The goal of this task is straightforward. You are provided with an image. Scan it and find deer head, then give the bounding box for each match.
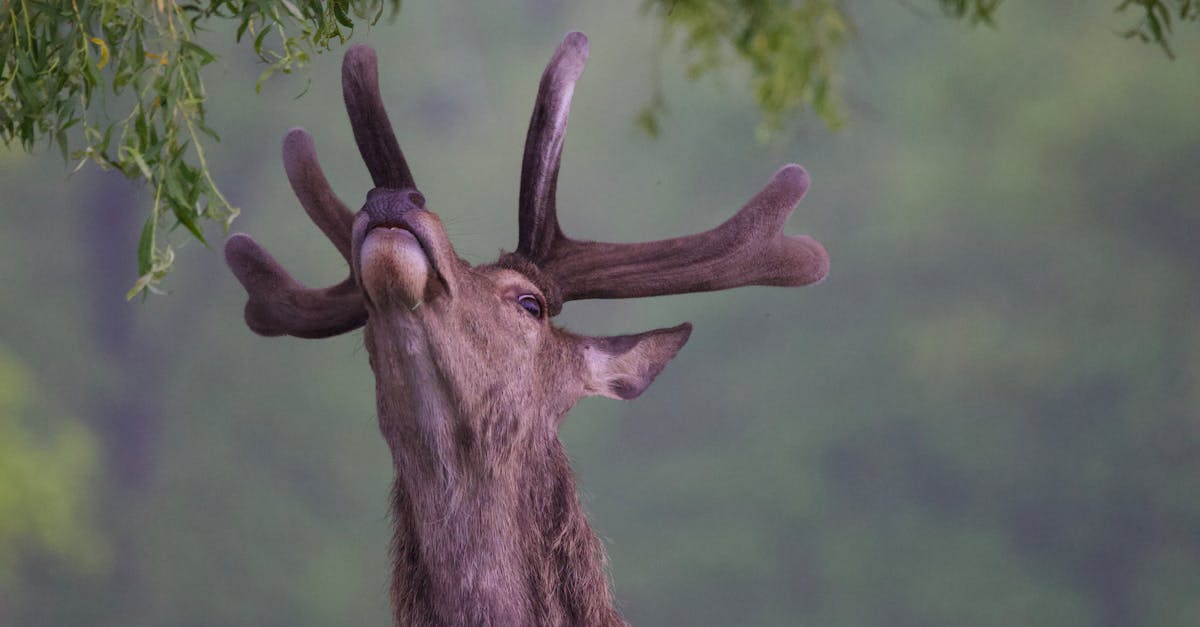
[225,31,827,626]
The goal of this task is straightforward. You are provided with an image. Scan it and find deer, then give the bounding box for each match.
[224,31,828,626]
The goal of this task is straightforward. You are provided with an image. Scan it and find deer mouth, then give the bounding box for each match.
[355,213,450,309]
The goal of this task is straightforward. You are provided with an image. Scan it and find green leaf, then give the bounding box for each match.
[124,148,154,181]
[256,65,277,93]
[236,17,252,43]
[195,119,221,142]
[136,215,155,276]
[333,1,355,29]
[253,23,273,57]
[126,272,153,301]
[280,0,306,22]
[170,200,207,245]
[178,40,216,66]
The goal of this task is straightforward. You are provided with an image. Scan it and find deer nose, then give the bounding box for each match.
[364,188,427,227]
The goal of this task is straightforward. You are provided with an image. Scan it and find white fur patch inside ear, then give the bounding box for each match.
[582,323,691,400]
[583,346,628,399]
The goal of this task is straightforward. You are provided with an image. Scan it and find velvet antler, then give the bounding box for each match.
[342,45,416,190]
[227,45,418,338]
[512,32,829,314]
[517,31,588,261]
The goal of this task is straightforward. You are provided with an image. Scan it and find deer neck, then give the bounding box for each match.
[364,314,625,627]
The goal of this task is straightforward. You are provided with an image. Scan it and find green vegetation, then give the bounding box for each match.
[1117,0,1200,56]
[642,0,1196,135]
[0,348,104,585]
[641,0,850,135]
[1,0,398,297]
[2,1,1195,293]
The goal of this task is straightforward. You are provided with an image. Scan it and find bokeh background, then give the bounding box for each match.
[3,1,1199,625]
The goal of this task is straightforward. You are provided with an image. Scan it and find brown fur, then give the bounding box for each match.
[362,264,666,625]
[224,32,827,626]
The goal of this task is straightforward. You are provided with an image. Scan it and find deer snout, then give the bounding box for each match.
[351,188,457,310]
[363,188,427,230]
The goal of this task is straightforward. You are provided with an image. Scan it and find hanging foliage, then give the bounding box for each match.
[1,1,1194,295]
[642,0,1195,137]
[0,0,399,297]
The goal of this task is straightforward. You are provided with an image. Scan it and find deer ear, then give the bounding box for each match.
[582,323,692,400]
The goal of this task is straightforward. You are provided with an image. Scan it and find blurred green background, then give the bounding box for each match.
[2,1,1199,625]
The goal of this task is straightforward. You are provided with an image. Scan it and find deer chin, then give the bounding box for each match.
[360,227,430,309]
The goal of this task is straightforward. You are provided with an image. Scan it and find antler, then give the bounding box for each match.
[512,32,829,315]
[227,44,417,337]
[342,45,416,190]
[225,128,365,338]
[517,31,588,260]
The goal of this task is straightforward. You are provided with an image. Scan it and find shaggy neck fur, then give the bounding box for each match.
[365,314,625,627]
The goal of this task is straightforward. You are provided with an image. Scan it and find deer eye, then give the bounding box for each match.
[516,294,543,318]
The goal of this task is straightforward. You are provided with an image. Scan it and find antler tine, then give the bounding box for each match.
[225,234,367,338]
[542,164,830,303]
[509,34,826,311]
[282,128,355,262]
[342,44,416,189]
[223,124,366,339]
[517,31,589,260]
